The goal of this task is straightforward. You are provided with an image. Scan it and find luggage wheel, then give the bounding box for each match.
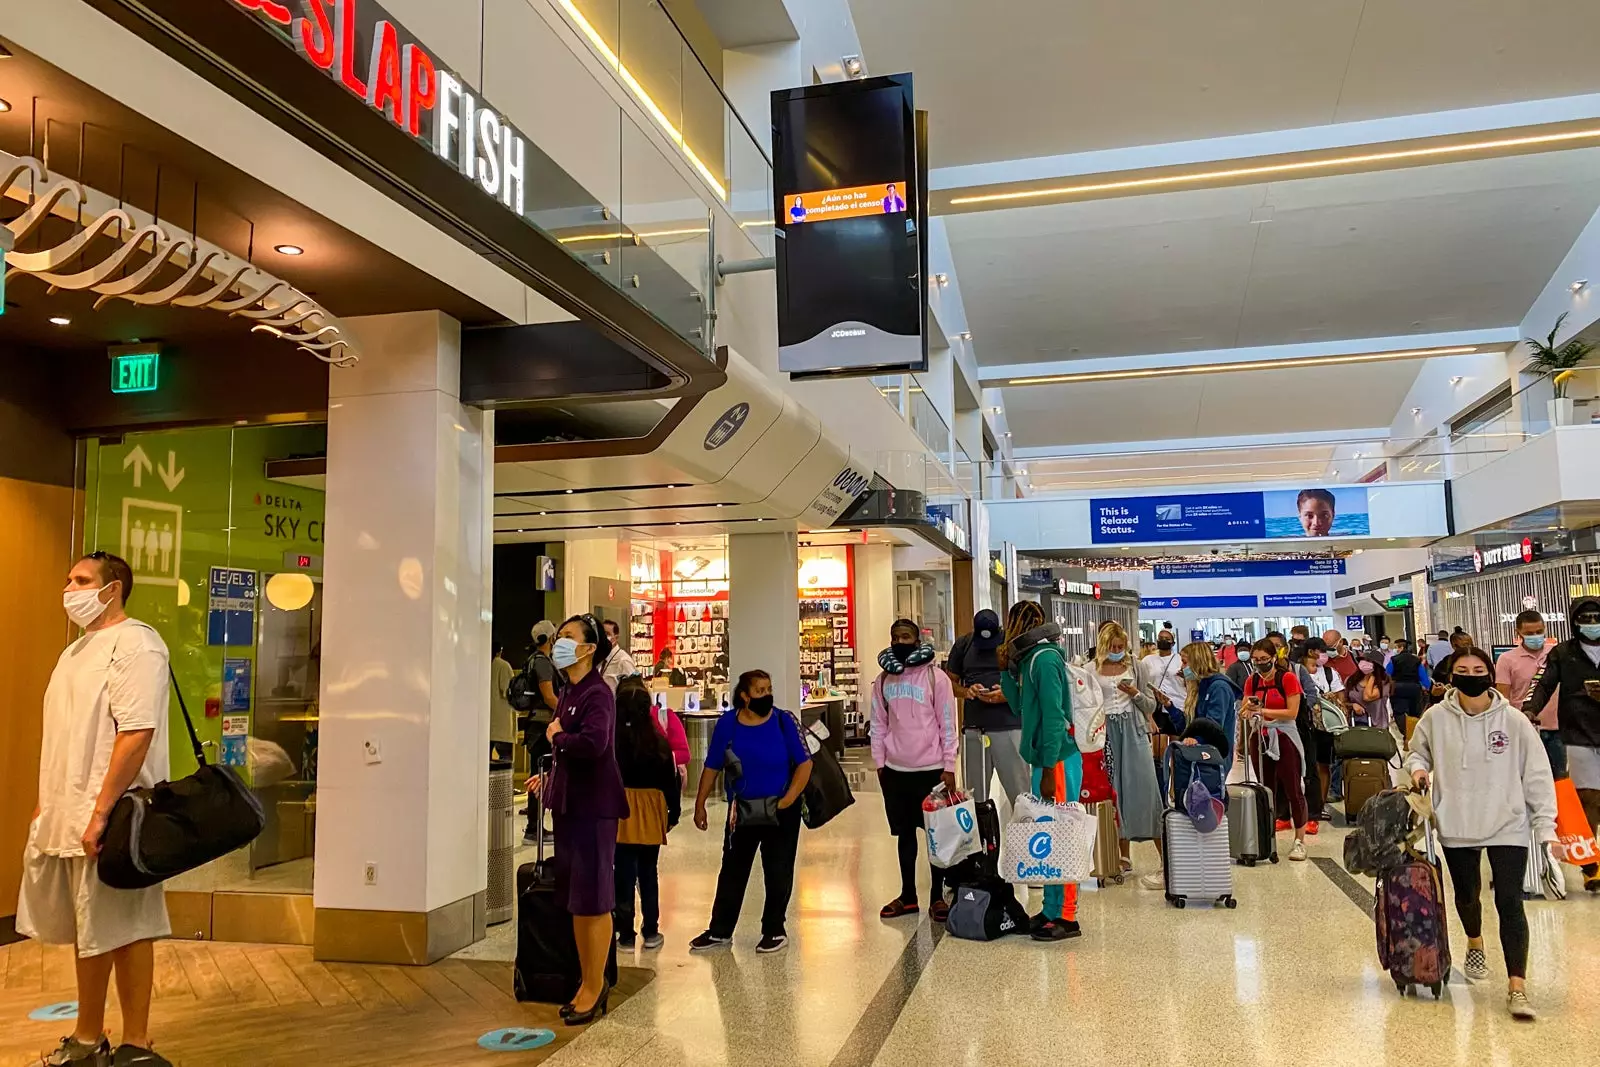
[1269,853,1280,864]
[1171,896,1186,909]
[1430,983,1444,999]
[1240,858,1256,868]
[1113,873,1124,885]
[1221,896,1237,909]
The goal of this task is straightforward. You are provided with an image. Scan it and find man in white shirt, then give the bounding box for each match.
[600,618,638,691]
[1143,628,1187,711]
[18,552,173,1067]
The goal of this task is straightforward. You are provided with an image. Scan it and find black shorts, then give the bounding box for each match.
[880,767,945,837]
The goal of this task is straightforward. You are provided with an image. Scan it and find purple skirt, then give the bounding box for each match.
[553,813,618,917]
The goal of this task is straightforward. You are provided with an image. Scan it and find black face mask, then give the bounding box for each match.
[1252,661,1275,676]
[891,642,917,663]
[1156,640,1174,653]
[1452,674,1494,698]
[747,694,774,715]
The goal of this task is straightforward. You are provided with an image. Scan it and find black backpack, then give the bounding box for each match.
[946,879,1030,941]
[510,652,558,713]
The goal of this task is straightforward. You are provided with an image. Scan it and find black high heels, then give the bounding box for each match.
[563,981,611,1026]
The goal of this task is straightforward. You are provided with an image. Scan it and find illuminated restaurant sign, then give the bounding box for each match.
[227,0,527,216]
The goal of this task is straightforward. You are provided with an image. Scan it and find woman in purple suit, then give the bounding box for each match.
[531,613,627,1024]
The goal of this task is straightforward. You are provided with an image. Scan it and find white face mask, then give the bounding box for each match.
[63,585,111,627]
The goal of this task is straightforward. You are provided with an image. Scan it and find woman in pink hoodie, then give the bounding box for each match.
[620,678,691,788]
[871,619,959,921]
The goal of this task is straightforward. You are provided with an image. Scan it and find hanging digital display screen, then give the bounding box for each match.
[771,74,927,380]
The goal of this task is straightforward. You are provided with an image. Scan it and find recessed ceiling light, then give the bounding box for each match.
[0,99,11,114]
[1570,279,1589,293]
[841,55,865,79]
[1450,376,1464,385]
[273,243,305,256]
[49,316,70,326]
[1004,431,1013,438]
[565,489,574,494]
[1411,407,1422,416]
[959,331,972,341]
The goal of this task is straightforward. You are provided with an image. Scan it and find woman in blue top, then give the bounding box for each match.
[529,614,627,1025]
[690,669,812,953]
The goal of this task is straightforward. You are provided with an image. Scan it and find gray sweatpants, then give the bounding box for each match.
[961,727,1031,806]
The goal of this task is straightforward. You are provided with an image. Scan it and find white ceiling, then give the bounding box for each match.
[1019,444,1341,491]
[951,148,1600,365]
[849,0,1600,168]
[1001,358,1425,449]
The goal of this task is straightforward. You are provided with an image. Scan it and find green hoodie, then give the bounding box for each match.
[1000,639,1074,769]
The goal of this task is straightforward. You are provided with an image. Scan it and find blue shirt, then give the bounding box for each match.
[705,710,810,800]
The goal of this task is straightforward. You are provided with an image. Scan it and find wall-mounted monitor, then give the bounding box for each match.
[771,74,927,380]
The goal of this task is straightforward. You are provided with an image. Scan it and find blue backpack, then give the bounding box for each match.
[1168,743,1226,806]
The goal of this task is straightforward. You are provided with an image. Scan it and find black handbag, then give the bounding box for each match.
[97,667,267,889]
[799,734,854,829]
[723,742,781,829]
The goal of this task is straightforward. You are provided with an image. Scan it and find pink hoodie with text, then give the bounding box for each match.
[870,662,958,772]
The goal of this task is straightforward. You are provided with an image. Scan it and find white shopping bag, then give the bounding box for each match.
[924,798,981,869]
[1000,796,1096,886]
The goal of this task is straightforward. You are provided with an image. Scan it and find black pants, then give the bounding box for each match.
[613,844,661,940]
[1391,684,1424,737]
[896,833,946,906]
[1442,845,1529,978]
[709,804,802,938]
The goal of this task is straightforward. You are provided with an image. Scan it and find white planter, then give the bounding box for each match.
[1549,397,1576,426]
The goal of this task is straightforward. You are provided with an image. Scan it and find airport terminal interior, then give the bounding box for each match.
[4,1,1600,1064]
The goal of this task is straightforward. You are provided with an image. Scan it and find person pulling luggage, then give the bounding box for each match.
[1406,645,1557,1021]
[1241,640,1310,862]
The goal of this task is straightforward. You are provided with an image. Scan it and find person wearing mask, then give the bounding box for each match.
[1301,640,1342,821]
[1524,596,1600,894]
[491,643,516,761]
[1388,638,1432,743]
[522,621,562,844]
[1219,639,1240,668]
[1226,639,1254,691]
[1377,636,1395,669]
[526,615,627,1025]
[1343,652,1393,730]
[1323,630,1359,683]
[599,619,638,691]
[1431,630,1477,700]
[1181,642,1239,753]
[691,670,813,952]
[611,678,681,951]
[873,620,959,921]
[1265,631,1288,666]
[1497,610,1563,779]
[1144,629,1187,721]
[1280,641,1326,835]
[996,601,1082,940]
[1406,646,1557,1021]
[654,647,688,687]
[17,553,173,1067]
[945,609,1030,806]
[1090,621,1165,885]
[1427,630,1455,669]
[1242,639,1309,862]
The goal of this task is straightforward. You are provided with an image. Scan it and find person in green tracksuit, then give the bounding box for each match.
[998,600,1083,942]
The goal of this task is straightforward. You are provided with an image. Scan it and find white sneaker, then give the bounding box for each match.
[1508,989,1537,1021]
[1288,841,1307,862]
[1464,948,1489,980]
[1139,872,1165,891]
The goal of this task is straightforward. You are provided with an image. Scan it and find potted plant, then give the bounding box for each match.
[1525,312,1597,426]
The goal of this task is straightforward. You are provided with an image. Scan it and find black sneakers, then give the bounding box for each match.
[689,930,730,951]
[756,934,788,953]
[40,1037,110,1067]
[111,1047,172,1067]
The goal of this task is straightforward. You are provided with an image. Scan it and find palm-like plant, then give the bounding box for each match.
[1525,312,1597,399]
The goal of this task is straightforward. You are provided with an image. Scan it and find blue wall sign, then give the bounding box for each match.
[1153,559,1346,580]
[1345,615,1367,630]
[222,657,253,712]
[477,1028,556,1051]
[1263,593,1329,608]
[1093,488,1370,544]
[207,567,257,646]
[1140,595,1260,610]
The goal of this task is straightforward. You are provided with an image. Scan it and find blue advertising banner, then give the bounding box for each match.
[1092,487,1370,544]
[1263,593,1329,608]
[1140,595,1259,610]
[1153,559,1347,580]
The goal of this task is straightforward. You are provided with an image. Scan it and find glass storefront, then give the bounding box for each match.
[82,423,327,895]
[1436,555,1600,648]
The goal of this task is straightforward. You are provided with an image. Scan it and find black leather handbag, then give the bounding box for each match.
[97,668,267,889]
[723,744,781,829]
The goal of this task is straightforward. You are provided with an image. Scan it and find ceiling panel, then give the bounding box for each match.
[849,0,1600,168]
[1021,444,1338,491]
[950,149,1600,365]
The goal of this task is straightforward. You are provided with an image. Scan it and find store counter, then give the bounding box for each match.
[801,696,847,757]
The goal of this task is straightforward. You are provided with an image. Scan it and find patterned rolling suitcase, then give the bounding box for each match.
[1374,816,1451,998]
[1090,800,1123,886]
[1162,808,1236,909]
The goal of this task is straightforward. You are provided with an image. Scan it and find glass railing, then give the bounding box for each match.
[555,0,774,258]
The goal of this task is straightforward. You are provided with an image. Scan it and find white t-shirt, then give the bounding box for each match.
[601,645,637,692]
[1144,652,1185,709]
[34,619,170,856]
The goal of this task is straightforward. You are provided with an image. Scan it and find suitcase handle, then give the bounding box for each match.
[534,753,554,865]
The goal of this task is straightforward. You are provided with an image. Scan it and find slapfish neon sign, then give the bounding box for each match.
[227,0,527,215]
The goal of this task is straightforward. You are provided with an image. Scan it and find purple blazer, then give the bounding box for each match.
[545,668,628,819]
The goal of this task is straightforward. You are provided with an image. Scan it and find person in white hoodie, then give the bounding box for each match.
[1405,645,1558,1022]
[871,618,958,922]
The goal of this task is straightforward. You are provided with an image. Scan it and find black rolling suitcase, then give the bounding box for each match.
[513,759,618,1004]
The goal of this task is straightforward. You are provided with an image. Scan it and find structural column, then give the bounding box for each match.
[728,531,800,708]
[313,311,494,963]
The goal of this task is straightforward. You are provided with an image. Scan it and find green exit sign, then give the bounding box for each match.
[111,349,160,394]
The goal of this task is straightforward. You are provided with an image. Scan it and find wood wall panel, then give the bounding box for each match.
[0,476,76,918]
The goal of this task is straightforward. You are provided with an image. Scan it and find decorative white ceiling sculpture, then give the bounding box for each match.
[0,154,358,365]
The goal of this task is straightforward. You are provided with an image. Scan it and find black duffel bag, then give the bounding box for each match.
[98,667,266,889]
[795,719,855,830]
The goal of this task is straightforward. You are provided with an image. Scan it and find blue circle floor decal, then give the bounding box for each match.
[28,1001,79,1022]
[477,1027,556,1052]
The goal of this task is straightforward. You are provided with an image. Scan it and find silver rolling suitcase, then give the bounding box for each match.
[1163,808,1236,909]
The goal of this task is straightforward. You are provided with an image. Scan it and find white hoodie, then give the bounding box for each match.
[1404,688,1557,849]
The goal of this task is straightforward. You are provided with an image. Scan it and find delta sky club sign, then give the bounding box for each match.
[228,0,530,217]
